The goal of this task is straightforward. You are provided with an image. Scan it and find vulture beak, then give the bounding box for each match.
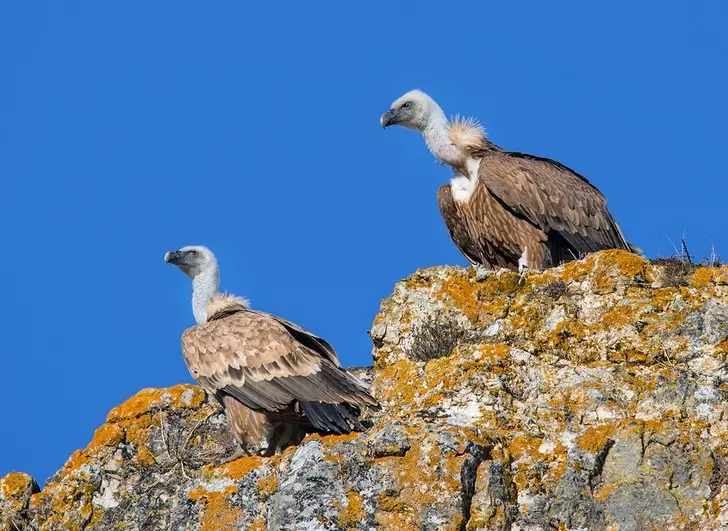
[164,250,182,264]
[380,109,397,128]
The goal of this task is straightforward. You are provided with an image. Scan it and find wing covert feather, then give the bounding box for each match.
[478,152,629,254]
[181,310,377,414]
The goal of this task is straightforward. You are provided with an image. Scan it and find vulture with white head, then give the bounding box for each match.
[381,90,633,271]
[165,245,378,457]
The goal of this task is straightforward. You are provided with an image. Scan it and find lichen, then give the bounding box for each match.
[188,485,243,531]
[107,384,206,422]
[337,491,365,529]
[256,474,277,498]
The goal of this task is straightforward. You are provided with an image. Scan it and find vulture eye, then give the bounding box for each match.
[402,102,411,109]
[189,250,197,256]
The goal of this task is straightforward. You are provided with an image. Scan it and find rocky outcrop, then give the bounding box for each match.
[2,250,728,530]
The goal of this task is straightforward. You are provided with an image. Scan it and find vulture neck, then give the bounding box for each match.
[421,105,464,169]
[192,265,219,324]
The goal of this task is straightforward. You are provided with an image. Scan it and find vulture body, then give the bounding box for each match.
[165,246,377,456]
[381,90,632,270]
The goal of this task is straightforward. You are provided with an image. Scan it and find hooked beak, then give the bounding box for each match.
[380,109,397,128]
[164,250,182,264]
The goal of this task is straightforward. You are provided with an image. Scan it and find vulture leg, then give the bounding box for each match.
[217,446,251,465]
[517,246,542,284]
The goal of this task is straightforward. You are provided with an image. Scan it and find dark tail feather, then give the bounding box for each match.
[300,402,363,434]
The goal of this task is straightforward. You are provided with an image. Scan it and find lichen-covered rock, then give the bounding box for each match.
[1,472,38,530]
[372,250,728,530]
[3,251,728,530]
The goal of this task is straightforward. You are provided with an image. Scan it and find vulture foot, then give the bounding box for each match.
[217,447,251,465]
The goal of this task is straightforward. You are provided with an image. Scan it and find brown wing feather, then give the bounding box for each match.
[181,310,378,415]
[437,184,486,267]
[478,152,630,254]
[263,313,341,368]
[439,180,549,270]
[223,396,268,448]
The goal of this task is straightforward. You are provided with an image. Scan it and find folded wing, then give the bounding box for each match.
[181,308,377,433]
[479,152,630,255]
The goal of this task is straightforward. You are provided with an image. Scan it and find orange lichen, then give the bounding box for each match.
[691,267,717,288]
[248,519,266,531]
[303,431,361,448]
[56,449,91,479]
[377,489,405,512]
[557,250,651,293]
[107,384,205,422]
[372,430,476,529]
[203,456,262,481]
[26,481,97,530]
[508,435,542,462]
[375,511,419,531]
[256,474,278,498]
[577,425,617,454]
[0,472,34,500]
[123,414,156,466]
[338,491,366,529]
[0,472,36,518]
[188,485,242,531]
[88,423,124,450]
[375,344,514,420]
[600,305,635,327]
[715,339,728,355]
[436,270,520,325]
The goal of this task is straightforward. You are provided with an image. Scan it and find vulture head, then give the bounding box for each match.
[164,245,218,279]
[380,89,439,131]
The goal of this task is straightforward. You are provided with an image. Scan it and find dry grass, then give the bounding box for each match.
[650,257,700,287]
[540,280,570,299]
[710,452,728,499]
[526,280,571,302]
[409,313,470,362]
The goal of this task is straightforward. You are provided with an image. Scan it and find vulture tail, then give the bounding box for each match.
[300,402,363,434]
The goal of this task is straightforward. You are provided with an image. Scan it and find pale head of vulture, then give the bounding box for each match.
[380,89,440,131]
[381,89,484,172]
[164,245,217,279]
[165,245,221,324]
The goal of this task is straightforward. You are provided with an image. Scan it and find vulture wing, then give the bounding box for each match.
[181,309,378,421]
[478,152,630,255]
[437,183,485,266]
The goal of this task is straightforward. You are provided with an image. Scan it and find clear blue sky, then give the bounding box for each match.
[1,1,726,484]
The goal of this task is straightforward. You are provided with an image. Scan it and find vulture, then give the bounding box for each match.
[380,89,633,271]
[165,245,378,457]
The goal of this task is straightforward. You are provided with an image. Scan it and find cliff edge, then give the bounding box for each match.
[2,250,728,530]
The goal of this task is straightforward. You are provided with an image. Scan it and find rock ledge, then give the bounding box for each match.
[2,251,728,530]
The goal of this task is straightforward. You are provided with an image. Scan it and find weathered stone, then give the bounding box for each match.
[3,251,727,529]
[0,472,38,530]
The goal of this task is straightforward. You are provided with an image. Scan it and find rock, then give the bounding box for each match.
[3,251,728,530]
[0,472,38,530]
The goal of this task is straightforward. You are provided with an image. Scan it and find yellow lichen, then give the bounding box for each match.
[371,429,476,529]
[692,267,716,288]
[555,250,652,293]
[203,455,262,481]
[107,384,205,422]
[256,474,278,498]
[0,472,34,500]
[188,485,243,531]
[338,491,366,529]
[577,425,617,454]
[248,519,266,531]
[88,423,124,450]
[303,431,361,448]
[715,338,728,355]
